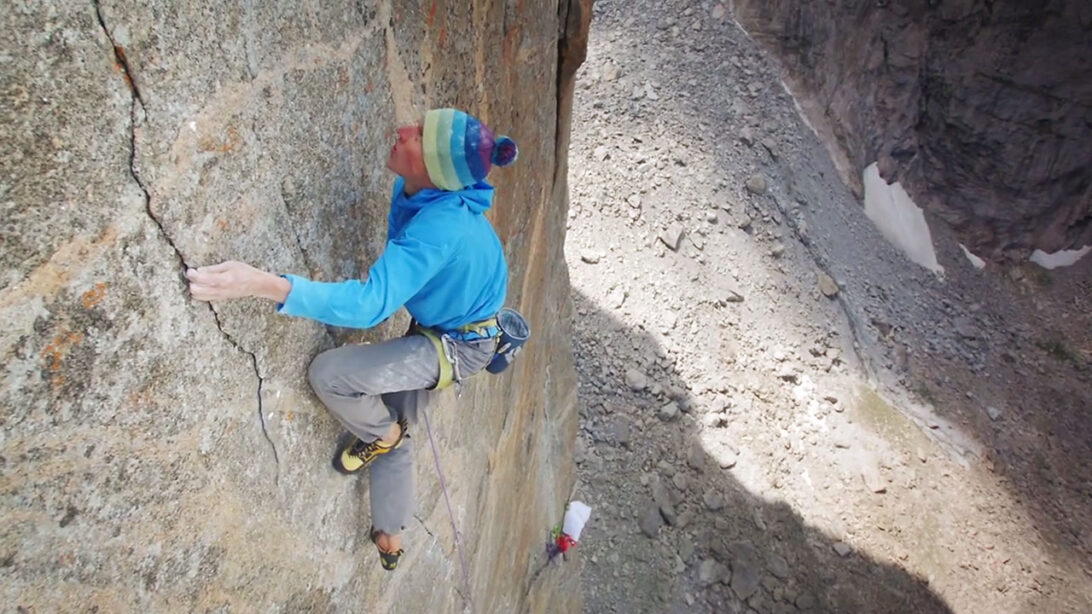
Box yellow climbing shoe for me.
[333,419,408,474]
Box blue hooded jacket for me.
[278,177,508,330]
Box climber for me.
[186,108,518,571]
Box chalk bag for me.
[486,308,530,374]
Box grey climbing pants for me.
[308,332,496,535]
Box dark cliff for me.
[732,1,1092,262]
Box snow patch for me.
[1030,245,1091,269]
[862,163,944,275]
[959,244,987,269]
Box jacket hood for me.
[398,178,495,214]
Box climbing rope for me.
[420,406,475,614]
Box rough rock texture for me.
[731,1,1092,262]
[1,1,589,611]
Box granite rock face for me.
[732,1,1092,261]
[1,1,589,611]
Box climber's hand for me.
[186,261,290,303]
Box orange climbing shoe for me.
[333,418,408,474]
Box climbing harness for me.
[421,404,475,613]
[413,316,499,391]
[414,308,529,390]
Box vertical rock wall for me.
[731,0,1092,261]
[1,0,590,611]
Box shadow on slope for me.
[571,289,952,614]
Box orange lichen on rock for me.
[198,127,242,153]
[0,227,118,311]
[80,282,108,309]
[41,331,84,389]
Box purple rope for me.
[421,406,475,613]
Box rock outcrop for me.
[732,1,1092,262]
[1,1,589,611]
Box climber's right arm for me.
[186,261,290,303]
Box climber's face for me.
[387,124,429,183]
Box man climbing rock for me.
[187,108,518,570]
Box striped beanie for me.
[423,108,519,191]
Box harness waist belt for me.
[444,317,500,341]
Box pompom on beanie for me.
[423,108,518,191]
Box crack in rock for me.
[279,181,320,277]
[413,514,436,538]
[413,513,474,609]
[94,0,280,483]
[201,306,283,486]
[199,307,282,485]
[278,183,338,351]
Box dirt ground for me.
[564,2,1092,612]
